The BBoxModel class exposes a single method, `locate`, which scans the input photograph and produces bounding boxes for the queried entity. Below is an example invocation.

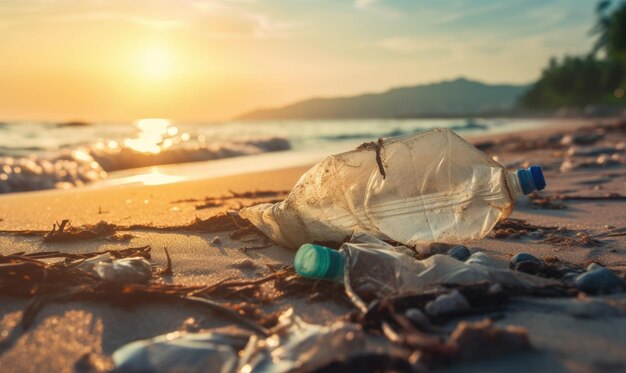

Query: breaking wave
[0,137,290,194]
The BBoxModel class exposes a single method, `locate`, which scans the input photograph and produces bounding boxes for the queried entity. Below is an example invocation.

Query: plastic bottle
[241,128,546,249]
[294,235,551,300]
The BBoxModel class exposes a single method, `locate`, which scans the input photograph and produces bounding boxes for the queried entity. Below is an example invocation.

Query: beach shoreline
[1,118,626,372]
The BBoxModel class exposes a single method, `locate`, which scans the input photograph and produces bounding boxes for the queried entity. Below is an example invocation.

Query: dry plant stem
[184,296,270,336]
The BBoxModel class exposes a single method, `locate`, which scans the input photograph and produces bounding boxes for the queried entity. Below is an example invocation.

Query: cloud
[374,37,453,57]
[353,0,402,18]
[354,0,377,9]
[0,0,302,39]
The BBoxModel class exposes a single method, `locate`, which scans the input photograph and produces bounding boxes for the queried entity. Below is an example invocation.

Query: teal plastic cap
[294,243,344,281]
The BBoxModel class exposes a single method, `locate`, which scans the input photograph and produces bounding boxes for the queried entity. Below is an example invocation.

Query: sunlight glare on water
[124,118,174,154]
[101,166,185,187]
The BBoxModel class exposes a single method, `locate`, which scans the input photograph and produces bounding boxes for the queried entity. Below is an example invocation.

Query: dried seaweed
[492,218,607,247]
[492,218,557,239]
[0,213,263,246]
[129,212,250,233]
[557,193,626,201]
[357,138,386,179]
[194,200,225,210]
[543,232,607,247]
[0,246,353,341]
[43,220,132,243]
[0,247,277,336]
[229,190,289,199]
[171,190,290,209]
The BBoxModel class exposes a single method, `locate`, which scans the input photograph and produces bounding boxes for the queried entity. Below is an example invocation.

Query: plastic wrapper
[241,128,526,249]
[77,254,152,284]
[112,331,244,373]
[238,308,410,373]
[341,236,555,300]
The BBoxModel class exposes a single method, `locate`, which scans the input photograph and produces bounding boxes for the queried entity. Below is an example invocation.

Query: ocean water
[0,118,544,194]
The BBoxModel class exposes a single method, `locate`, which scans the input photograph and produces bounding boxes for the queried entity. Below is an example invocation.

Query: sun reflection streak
[124,118,174,154]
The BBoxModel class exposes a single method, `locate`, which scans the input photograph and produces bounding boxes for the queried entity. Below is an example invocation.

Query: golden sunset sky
[0,0,596,122]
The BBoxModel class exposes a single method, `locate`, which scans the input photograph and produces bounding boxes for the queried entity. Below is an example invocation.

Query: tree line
[521,1,626,110]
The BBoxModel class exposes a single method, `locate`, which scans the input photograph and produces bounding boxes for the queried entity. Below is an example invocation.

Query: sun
[137,46,174,80]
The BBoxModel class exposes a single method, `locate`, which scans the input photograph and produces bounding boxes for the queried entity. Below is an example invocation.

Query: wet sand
[1,120,626,372]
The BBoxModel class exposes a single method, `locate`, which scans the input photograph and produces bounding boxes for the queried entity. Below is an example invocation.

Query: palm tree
[591,1,626,60]
[591,1,612,55]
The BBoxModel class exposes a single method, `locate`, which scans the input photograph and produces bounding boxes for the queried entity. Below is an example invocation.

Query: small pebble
[230,258,255,269]
[586,263,603,272]
[404,308,429,327]
[527,231,544,240]
[510,253,541,268]
[575,268,625,295]
[447,245,470,261]
[211,236,222,246]
[425,290,470,317]
[513,261,542,275]
[489,283,503,294]
[182,317,201,332]
[561,272,579,285]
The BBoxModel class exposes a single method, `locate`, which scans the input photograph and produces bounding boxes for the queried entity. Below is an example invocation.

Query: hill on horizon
[237,78,530,120]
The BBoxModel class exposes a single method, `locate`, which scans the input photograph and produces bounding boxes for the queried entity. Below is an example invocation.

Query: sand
[1,120,626,372]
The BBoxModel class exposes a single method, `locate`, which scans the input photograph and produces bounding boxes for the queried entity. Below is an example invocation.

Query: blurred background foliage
[521,0,626,110]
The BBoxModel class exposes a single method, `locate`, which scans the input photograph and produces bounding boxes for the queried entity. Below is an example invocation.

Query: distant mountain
[237,78,530,120]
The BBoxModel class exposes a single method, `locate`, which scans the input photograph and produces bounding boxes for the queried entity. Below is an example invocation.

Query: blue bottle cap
[294,243,344,281]
[516,165,546,195]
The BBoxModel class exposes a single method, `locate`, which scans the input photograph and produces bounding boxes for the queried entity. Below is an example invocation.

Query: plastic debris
[294,235,555,302]
[112,331,245,373]
[241,129,546,249]
[238,308,411,373]
[77,254,152,284]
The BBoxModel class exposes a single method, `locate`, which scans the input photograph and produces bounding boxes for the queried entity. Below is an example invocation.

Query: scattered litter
[0,247,277,334]
[78,255,153,284]
[113,331,246,373]
[238,308,411,373]
[294,235,556,306]
[242,130,546,248]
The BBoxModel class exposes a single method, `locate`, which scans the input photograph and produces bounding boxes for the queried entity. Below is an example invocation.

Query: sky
[0,0,599,122]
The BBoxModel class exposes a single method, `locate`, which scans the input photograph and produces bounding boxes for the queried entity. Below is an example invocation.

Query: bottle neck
[506,171,525,198]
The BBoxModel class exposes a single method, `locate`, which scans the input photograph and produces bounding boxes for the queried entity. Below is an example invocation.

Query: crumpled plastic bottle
[294,235,553,305]
[241,128,546,249]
